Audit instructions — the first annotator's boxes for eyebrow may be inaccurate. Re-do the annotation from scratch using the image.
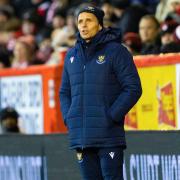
[78,17,92,22]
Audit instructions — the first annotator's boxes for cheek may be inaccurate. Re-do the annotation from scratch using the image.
[150,29,157,36]
[90,26,99,35]
[140,30,146,36]
[77,25,81,32]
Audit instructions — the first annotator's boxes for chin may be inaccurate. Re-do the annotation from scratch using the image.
[82,35,89,39]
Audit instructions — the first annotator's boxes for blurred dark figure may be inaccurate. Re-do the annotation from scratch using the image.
[123,32,142,55]
[0,107,21,133]
[12,0,51,18]
[0,45,11,68]
[160,20,180,53]
[100,1,117,27]
[51,8,66,30]
[68,0,100,8]
[21,8,44,37]
[111,0,148,36]
[129,0,159,14]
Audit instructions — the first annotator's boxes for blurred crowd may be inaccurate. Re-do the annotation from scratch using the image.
[0,0,180,70]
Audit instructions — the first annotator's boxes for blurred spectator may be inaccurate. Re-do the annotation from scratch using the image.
[111,0,148,36]
[68,0,99,8]
[21,7,53,46]
[122,32,142,55]
[168,0,180,13]
[0,5,21,45]
[47,26,75,65]
[46,0,68,24]
[155,0,170,22]
[36,25,52,46]
[160,20,178,45]
[0,45,11,68]
[36,38,53,63]
[139,14,161,54]
[21,8,43,36]
[11,0,34,18]
[65,8,77,33]
[100,1,116,27]
[11,38,42,68]
[0,7,20,32]
[165,0,180,23]
[32,0,51,15]
[0,107,21,133]
[11,40,31,68]
[0,0,11,6]
[46,8,76,65]
[161,21,180,53]
[131,0,159,14]
[160,20,180,53]
[51,8,66,30]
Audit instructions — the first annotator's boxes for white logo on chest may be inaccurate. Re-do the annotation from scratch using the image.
[109,152,115,159]
[70,56,74,63]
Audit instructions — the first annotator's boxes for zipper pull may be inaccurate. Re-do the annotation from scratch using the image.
[83,65,86,70]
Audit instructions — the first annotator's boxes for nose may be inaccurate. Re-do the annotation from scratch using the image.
[81,20,87,28]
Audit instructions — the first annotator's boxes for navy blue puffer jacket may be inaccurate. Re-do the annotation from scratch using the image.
[60,28,142,149]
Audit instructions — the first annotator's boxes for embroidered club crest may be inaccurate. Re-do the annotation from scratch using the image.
[77,152,83,162]
[96,55,106,64]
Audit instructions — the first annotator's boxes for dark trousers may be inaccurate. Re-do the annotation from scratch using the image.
[76,147,124,180]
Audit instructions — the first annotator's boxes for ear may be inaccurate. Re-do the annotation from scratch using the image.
[98,24,102,31]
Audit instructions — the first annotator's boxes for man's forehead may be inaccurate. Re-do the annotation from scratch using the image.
[78,12,97,20]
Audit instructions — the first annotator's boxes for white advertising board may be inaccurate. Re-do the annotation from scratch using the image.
[0,75,44,134]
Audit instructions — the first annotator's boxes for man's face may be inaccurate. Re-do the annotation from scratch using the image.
[139,18,159,44]
[77,12,102,42]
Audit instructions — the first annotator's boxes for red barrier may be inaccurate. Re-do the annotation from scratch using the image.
[134,53,180,67]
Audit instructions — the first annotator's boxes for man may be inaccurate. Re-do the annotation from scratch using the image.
[139,14,161,55]
[60,6,142,180]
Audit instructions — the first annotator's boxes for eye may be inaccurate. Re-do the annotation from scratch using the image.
[78,19,83,25]
[86,18,92,22]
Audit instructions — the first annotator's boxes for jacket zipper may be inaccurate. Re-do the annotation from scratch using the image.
[81,44,88,150]
[82,64,86,149]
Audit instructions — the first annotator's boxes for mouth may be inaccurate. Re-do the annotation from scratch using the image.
[81,30,88,35]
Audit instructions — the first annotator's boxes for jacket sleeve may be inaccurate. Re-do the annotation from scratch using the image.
[107,45,142,123]
[59,61,71,126]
